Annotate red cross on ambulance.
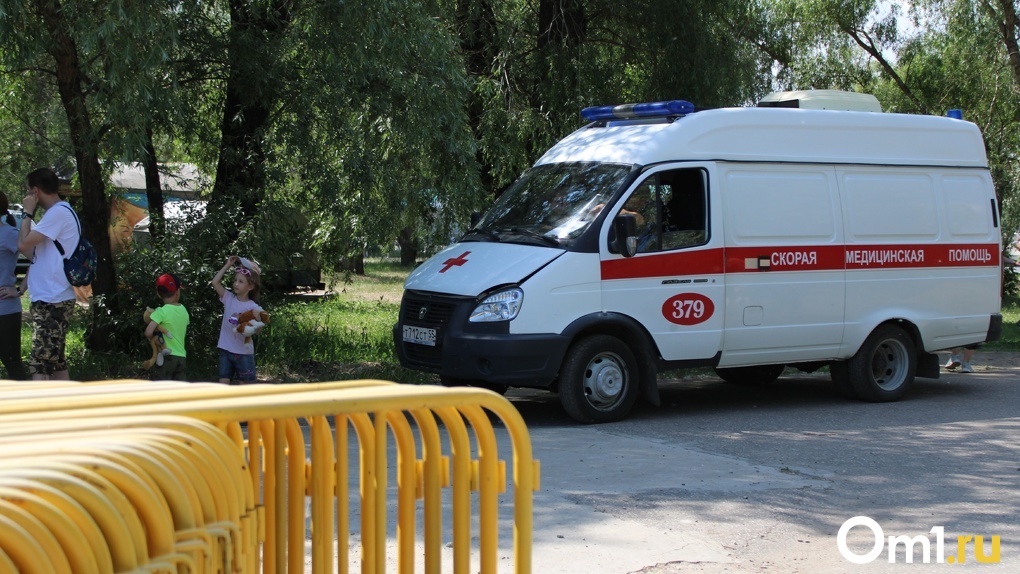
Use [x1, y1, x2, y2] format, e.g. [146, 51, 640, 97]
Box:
[439, 251, 471, 273]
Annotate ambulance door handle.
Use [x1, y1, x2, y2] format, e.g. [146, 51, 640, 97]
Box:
[660, 278, 708, 284]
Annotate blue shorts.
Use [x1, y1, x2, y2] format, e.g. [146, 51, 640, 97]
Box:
[218, 349, 257, 382]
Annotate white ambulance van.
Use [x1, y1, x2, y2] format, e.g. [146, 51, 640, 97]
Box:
[394, 91, 1003, 423]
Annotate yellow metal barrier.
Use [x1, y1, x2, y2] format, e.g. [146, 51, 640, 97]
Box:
[0, 381, 539, 574]
[0, 418, 254, 573]
[0, 417, 256, 574]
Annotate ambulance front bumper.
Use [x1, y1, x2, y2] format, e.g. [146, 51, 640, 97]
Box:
[394, 327, 569, 387]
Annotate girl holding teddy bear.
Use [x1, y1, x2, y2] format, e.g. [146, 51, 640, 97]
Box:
[212, 255, 268, 384]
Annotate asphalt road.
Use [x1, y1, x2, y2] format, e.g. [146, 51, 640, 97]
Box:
[502, 352, 1020, 573]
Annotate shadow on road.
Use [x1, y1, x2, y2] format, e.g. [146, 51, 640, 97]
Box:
[503, 367, 1011, 430]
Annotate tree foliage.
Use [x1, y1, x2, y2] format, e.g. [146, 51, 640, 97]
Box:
[756, 1, 1020, 242]
[5, 0, 1020, 357]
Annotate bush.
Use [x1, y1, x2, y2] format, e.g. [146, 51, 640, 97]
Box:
[90, 210, 236, 380]
[78, 209, 435, 383]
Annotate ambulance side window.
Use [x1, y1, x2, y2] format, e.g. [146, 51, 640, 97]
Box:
[623, 168, 708, 254]
[622, 182, 661, 252]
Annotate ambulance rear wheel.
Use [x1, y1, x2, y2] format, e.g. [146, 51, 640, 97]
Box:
[559, 335, 638, 423]
[714, 365, 785, 386]
[843, 325, 916, 402]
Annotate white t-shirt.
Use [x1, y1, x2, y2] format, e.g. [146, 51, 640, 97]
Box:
[217, 290, 264, 355]
[27, 202, 77, 304]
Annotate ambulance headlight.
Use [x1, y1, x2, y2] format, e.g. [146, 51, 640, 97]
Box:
[470, 288, 523, 322]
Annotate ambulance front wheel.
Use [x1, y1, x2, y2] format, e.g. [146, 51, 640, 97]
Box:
[838, 324, 916, 402]
[559, 335, 639, 423]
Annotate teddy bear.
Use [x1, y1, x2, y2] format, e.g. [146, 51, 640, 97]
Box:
[229, 309, 269, 345]
[142, 307, 173, 369]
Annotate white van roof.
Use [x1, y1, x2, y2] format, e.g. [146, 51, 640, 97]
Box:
[537, 106, 988, 169]
[758, 90, 883, 112]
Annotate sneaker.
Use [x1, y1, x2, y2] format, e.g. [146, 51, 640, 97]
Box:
[944, 354, 962, 370]
[960, 363, 974, 373]
[155, 352, 165, 367]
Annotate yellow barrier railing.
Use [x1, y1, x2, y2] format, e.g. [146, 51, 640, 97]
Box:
[0, 380, 539, 574]
[0, 417, 246, 573]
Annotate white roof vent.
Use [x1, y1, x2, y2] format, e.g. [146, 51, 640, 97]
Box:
[758, 90, 882, 113]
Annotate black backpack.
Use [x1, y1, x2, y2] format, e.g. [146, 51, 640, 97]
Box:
[52, 204, 98, 287]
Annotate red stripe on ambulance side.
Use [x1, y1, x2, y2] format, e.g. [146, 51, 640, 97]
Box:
[600, 248, 726, 280]
[602, 243, 999, 280]
[843, 243, 999, 269]
[725, 246, 844, 272]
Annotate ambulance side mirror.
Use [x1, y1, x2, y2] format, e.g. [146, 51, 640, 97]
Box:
[470, 211, 482, 228]
[612, 213, 638, 258]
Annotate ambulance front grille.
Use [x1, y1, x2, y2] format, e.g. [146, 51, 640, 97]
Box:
[400, 295, 459, 368]
[401, 299, 456, 327]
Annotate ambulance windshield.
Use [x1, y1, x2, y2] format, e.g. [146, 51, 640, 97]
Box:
[469, 162, 631, 246]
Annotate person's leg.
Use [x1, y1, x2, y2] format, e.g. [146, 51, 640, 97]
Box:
[27, 301, 45, 379]
[47, 300, 73, 380]
[944, 348, 963, 369]
[235, 353, 257, 384]
[0, 312, 26, 380]
[163, 355, 186, 381]
[151, 358, 169, 381]
[28, 300, 59, 380]
[960, 347, 977, 373]
[218, 349, 233, 384]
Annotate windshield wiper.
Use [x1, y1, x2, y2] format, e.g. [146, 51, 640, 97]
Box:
[497, 227, 561, 247]
[461, 228, 501, 242]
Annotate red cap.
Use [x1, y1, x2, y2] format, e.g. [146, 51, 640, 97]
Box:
[156, 273, 181, 295]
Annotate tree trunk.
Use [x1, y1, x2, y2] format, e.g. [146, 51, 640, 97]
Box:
[211, 0, 294, 223]
[397, 226, 419, 267]
[352, 252, 365, 275]
[457, 0, 499, 196]
[984, 0, 1020, 90]
[142, 125, 164, 241]
[36, 0, 117, 351]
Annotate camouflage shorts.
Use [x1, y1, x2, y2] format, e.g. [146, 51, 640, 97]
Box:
[28, 299, 75, 376]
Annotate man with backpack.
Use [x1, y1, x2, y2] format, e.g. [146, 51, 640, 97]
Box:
[18, 167, 80, 380]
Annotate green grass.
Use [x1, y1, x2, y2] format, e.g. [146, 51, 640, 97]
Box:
[9, 264, 1019, 382]
[982, 304, 1020, 351]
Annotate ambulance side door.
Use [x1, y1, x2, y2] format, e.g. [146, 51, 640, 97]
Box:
[600, 165, 724, 361]
[719, 165, 846, 365]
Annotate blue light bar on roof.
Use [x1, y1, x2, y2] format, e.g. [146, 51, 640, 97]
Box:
[580, 100, 695, 122]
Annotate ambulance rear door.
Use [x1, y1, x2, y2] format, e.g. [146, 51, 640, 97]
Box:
[600, 165, 725, 361]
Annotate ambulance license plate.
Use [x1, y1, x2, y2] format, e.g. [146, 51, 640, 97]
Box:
[403, 325, 437, 346]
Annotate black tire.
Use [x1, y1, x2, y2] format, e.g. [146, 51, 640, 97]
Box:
[843, 324, 916, 402]
[714, 364, 785, 386]
[559, 335, 639, 423]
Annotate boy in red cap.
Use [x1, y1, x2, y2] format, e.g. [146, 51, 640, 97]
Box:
[144, 273, 190, 380]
